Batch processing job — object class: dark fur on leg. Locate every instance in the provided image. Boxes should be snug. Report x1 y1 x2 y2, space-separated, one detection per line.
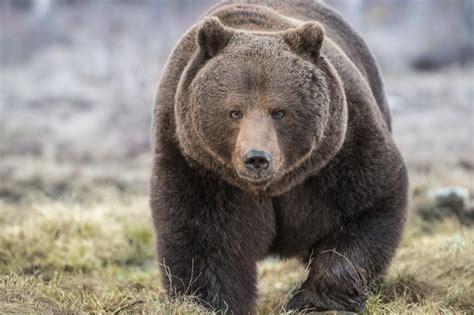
287 197 407 312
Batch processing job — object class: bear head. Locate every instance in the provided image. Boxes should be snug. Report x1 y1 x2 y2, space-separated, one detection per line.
175 17 348 195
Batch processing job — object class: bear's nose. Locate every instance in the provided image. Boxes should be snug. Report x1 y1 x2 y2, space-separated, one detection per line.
243 150 271 171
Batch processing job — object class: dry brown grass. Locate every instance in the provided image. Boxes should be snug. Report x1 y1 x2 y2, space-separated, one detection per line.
1 157 473 314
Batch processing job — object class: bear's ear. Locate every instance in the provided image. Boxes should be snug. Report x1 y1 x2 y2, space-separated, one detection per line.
197 16 233 58
283 22 324 60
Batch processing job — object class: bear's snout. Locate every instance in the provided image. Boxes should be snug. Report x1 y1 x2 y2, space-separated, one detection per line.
233 113 281 184
243 150 272 172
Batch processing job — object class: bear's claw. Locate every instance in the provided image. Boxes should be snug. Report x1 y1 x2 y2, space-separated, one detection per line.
286 288 362 314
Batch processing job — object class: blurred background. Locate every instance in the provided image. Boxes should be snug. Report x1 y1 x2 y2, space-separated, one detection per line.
0 1 473 313
0 0 473 205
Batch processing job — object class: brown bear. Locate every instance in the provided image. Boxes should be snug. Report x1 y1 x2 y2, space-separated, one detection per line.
150 0 408 313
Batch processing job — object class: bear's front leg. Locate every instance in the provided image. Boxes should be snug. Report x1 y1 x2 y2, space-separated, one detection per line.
158 240 258 314
286 200 406 313
151 150 274 314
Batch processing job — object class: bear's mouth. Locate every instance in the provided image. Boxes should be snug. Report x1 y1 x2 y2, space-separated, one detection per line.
237 173 273 186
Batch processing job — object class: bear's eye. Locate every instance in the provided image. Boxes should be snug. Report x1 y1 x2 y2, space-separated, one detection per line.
230 110 243 120
271 110 285 120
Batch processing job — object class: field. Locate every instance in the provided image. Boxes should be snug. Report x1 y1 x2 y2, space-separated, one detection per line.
1 154 473 314
1 1 473 314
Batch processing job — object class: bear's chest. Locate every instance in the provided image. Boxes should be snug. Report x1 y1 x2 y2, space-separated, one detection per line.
268 183 342 257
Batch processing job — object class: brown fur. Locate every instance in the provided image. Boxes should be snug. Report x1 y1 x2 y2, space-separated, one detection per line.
150 1 408 313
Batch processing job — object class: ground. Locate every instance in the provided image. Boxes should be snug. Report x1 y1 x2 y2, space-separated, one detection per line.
0 2 473 314
1 155 473 314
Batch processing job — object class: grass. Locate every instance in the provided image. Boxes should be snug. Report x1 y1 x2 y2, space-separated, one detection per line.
1 163 473 314
1 3 472 313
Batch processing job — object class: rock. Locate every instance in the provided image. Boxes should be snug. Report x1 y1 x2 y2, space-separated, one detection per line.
430 187 469 213
423 187 473 225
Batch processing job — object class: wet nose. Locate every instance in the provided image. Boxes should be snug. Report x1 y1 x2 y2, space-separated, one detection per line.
243 150 271 171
